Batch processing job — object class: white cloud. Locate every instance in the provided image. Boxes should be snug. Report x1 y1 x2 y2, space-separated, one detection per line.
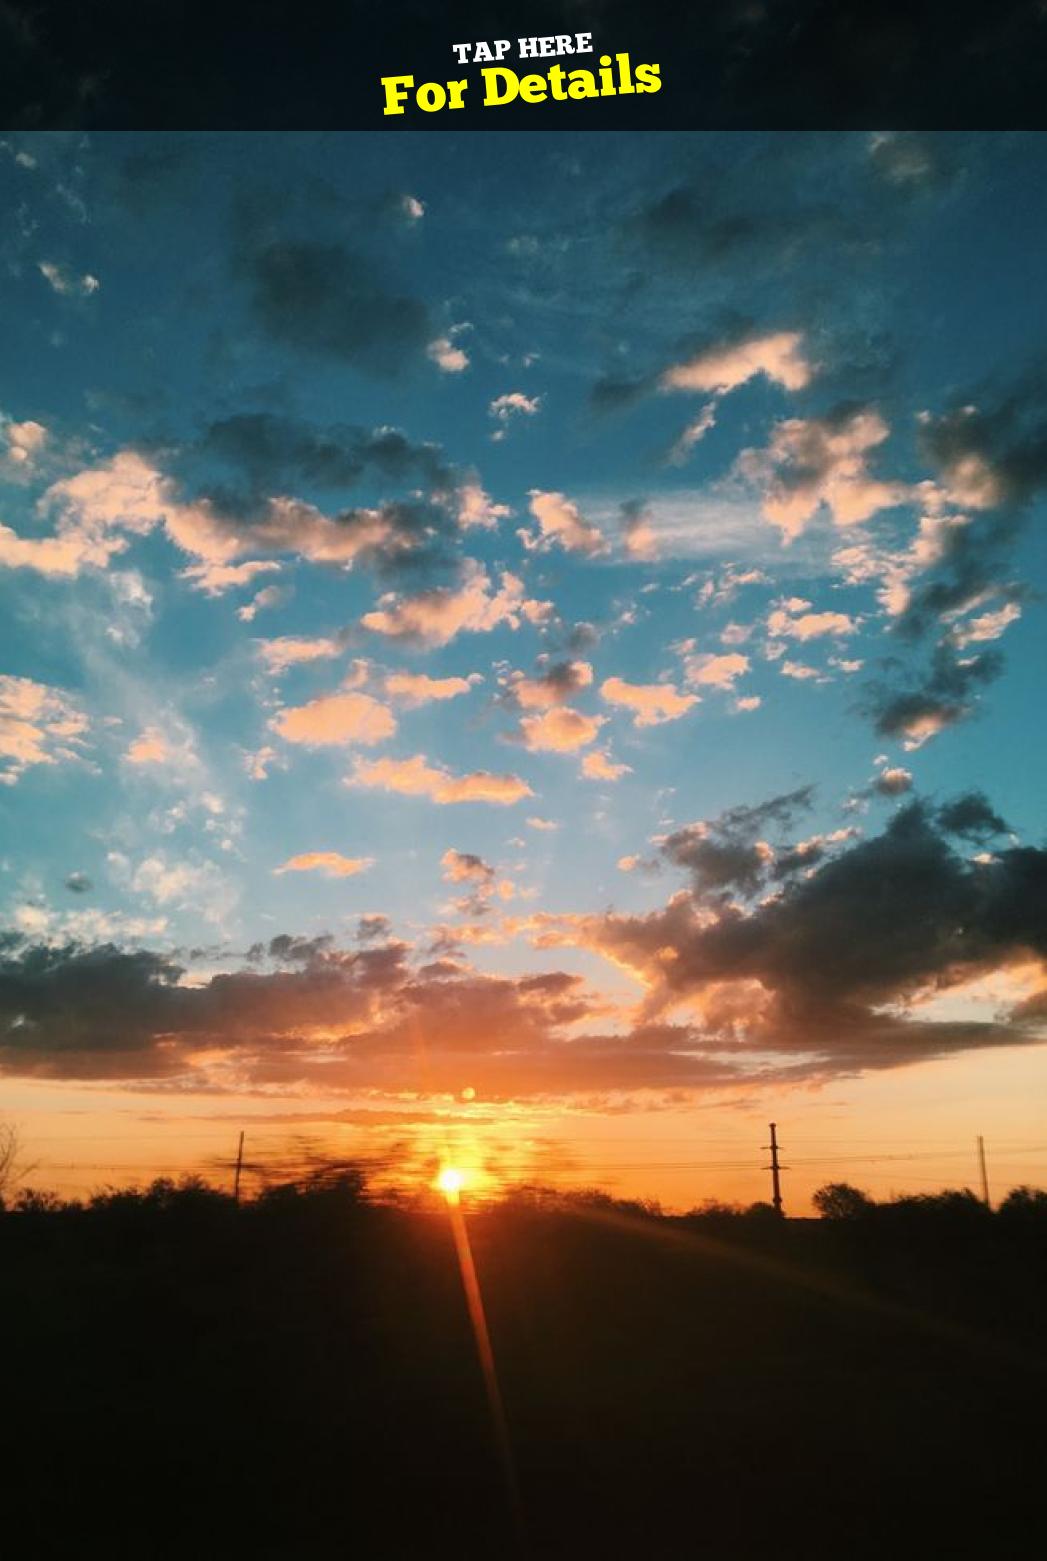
489 392 541 440
39 260 100 298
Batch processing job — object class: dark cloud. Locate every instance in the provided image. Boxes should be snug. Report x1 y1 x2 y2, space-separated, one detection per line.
936 791 1010 842
355 914 392 943
2 795 1044 1095
175 413 458 516
240 239 431 375
620 176 851 277
919 376 1047 510
863 644 1003 746
579 797 1047 1074
0 932 745 1096
661 787 815 899
896 371 1047 640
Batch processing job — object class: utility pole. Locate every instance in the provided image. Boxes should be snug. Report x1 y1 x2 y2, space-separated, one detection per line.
233 1130 245 1204
977 1135 990 1208
764 1122 785 1217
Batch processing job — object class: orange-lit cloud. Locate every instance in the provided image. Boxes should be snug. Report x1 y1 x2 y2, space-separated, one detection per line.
600 676 698 727
349 753 533 805
517 707 606 752
257 635 345 673
274 852 374 878
384 671 483 706
272 691 396 748
506 660 594 709
660 331 812 395
740 408 905 540
581 749 632 781
361 562 547 646
680 652 750 691
0 674 89 785
526 491 607 556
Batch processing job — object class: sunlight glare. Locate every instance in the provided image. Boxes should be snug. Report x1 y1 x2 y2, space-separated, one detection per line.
437 1166 466 1201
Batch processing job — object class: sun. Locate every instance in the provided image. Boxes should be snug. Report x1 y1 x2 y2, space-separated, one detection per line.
436 1166 466 1202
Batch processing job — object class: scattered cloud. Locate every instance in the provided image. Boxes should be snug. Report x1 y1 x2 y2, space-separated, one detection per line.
0 675 89 785
349 753 533 806
275 852 374 878
600 676 699 727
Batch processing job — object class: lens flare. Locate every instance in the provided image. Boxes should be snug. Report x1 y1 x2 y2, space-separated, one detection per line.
436 1165 465 1201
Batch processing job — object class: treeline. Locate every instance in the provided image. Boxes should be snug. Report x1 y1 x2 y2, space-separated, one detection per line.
2 1167 1045 1223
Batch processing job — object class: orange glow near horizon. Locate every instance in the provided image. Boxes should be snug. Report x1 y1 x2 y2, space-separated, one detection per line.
5 1039 1047 1213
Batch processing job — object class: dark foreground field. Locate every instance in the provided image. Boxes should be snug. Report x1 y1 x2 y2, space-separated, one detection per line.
3 1179 1046 1559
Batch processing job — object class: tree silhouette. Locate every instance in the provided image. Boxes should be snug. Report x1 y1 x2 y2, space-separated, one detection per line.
813 1182 875 1220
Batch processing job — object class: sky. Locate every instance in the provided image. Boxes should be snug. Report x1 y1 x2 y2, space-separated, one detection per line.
2 130 1047 1210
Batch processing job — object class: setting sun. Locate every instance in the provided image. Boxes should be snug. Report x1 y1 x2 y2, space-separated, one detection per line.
436 1166 466 1201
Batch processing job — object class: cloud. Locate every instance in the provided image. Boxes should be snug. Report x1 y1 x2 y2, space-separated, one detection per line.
526 491 607 557
257 635 347 674
618 499 659 560
0 674 89 785
456 483 510 531
441 849 496 886
124 726 180 767
274 852 374 878
658 787 813 899
739 405 905 540
239 239 431 375
489 392 541 439
271 689 396 748
936 791 1010 842
383 671 482 706
600 676 698 728
506 660 594 709
516 707 606 753
779 659 824 682
765 599 857 640
561 796 1047 1079
110 851 235 925
667 404 717 467
581 749 631 781
918 386 1047 512
1 417 47 477
361 562 548 647
440 848 515 916
680 652 750 691
237 584 286 622
950 600 1022 648
863 644 1004 749
38 260 99 298
177 412 460 511
349 753 533 806
660 330 812 396
427 336 469 372
872 765 914 797
10 796 1039 1095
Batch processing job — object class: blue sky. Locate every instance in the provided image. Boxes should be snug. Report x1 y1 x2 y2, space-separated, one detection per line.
2 131 1047 1202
